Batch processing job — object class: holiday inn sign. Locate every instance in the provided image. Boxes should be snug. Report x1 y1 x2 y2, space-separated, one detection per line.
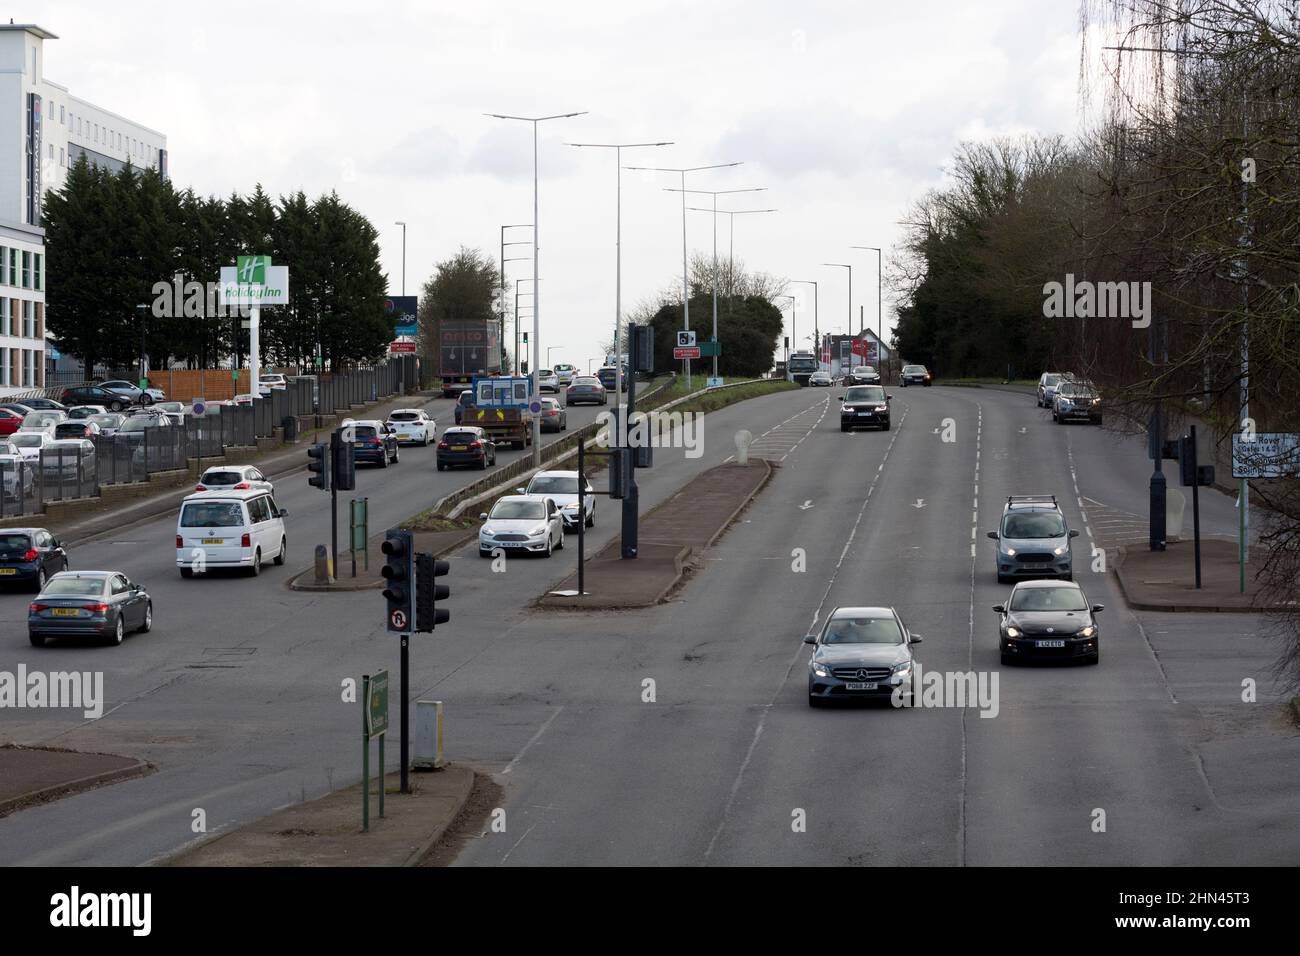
219 255 290 306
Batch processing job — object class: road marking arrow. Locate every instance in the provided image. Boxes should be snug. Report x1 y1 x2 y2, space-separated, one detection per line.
912 499 926 509
799 500 814 510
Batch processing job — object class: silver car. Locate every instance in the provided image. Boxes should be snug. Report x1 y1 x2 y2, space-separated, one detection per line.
478 495 565 558
987 495 1079 583
805 606 923 707
1036 372 1071 408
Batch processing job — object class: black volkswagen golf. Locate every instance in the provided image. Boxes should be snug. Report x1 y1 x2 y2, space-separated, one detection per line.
993 579 1102 665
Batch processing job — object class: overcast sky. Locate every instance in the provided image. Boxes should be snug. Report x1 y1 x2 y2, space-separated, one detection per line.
33 0 1087 373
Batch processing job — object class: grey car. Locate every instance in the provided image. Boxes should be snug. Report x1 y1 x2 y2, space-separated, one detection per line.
28 570 152 647
1036 372 1071 408
804 606 923 707
987 495 1079 583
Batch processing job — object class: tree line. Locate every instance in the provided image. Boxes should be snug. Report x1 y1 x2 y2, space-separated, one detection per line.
42 155 392 378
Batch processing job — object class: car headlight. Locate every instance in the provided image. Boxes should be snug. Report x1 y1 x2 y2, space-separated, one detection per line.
811 660 830 678
891 661 913 676
875 404 888 411
1078 625 1096 638
1003 546 1017 556
528 526 547 536
1005 626 1020 638
1053 546 1068 555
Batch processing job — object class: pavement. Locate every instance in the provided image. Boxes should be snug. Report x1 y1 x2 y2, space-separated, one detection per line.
0 745 151 817
1115 538 1285 612
537 459 772 608
163 766 473 866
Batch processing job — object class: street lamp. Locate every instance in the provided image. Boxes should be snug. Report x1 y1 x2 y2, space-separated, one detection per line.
395 221 407 296
851 246 883 370
624 161 742 388
670 187 767 379
779 295 795 365
547 346 561 367
567 141 672 399
686 207 778 300
823 263 853 368
500 223 532 374
790 280 820 368
487 109 587 465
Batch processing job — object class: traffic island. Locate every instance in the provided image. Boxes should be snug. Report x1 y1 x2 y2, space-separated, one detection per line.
162 765 473 867
0 745 152 818
536 459 772 609
1113 538 1288 612
288 526 478 591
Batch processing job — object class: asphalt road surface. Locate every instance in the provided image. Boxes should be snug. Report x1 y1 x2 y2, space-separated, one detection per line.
0 385 1294 866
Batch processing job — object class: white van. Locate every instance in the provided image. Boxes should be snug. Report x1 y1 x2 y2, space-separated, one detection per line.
176 488 287 578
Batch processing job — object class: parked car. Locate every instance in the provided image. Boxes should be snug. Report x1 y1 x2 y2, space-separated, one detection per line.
0 403 34 418
257 373 288 395
436 426 496 471
478 495 565 558
538 398 567 432
40 439 96 479
8 431 50 464
0 527 69 592
567 376 608 406
343 419 400 467
16 397 66 412
993 580 1102 665
537 369 560 393
900 364 932 387
20 410 67 433
28 570 151 647
196 465 273 494
59 385 131 412
453 388 475 425
804 606 923 707
66 405 109 420
0 408 23 436
385 408 436 446
519 470 594 529
0 443 34 500
98 380 165 404
53 420 100 440
839 385 891 431
231 393 257 406
987 494 1079 584
176 488 288 578
87 413 126 437
153 401 186 416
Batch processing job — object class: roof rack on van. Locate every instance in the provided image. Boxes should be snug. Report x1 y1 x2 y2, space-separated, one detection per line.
1005 494 1057 507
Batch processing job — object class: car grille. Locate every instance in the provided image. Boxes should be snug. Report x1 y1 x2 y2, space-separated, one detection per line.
494 533 529 541
1015 552 1054 563
830 666 892 680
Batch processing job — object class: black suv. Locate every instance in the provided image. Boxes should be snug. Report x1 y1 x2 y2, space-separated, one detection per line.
60 385 130 412
839 385 891 431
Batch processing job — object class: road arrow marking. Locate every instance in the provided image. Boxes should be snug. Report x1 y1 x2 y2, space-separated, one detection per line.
912 498 926 509
1018 427 1027 434
799 500 814 510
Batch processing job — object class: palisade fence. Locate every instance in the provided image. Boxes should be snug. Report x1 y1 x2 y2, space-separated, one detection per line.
0 357 417 518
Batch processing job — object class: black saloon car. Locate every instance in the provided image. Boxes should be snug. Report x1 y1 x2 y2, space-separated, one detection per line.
60 385 131 412
29 570 152 647
993 579 1102 665
437 427 496 470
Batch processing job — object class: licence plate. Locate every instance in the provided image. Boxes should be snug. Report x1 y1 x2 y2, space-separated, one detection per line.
501 541 524 548
845 682 878 691
0 568 15 575
1036 639 1066 648
202 537 224 545
51 608 81 617
450 445 467 451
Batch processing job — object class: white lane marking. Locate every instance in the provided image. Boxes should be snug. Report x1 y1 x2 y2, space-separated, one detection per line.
958 402 983 868
501 705 565 776
703 405 910 863
799 500 814 510
913 498 926 509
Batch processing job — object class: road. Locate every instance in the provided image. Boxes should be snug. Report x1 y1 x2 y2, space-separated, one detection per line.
0 384 1294 865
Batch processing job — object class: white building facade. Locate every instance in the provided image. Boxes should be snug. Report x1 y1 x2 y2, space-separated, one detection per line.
0 23 166 396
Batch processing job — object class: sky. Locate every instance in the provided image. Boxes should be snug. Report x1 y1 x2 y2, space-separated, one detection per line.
30 0 1090 375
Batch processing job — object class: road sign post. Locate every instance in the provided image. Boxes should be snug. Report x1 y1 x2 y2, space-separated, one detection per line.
361 670 389 831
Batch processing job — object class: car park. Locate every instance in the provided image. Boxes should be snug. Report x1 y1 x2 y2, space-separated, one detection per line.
566 376 608 406
28 571 151 647
478 495 565 558
8 431 50 464
0 408 22 436
808 370 833 387
196 465 273 494
804 606 922 707
992 580 1102 665
987 494 1079 583
0 442 34 500
519 470 594 529
453 388 475 425
437 426 496 470
538 397 567 432
1052 381 1102 424
53 420 100 440
343 419 400 467
1036 372 1071 408
839 385 891 431
0 527 69 591
385 408 436 446
900 364 932 387
20 409 66 433
66 405 109 420
537 369 560 393
176 488 288 578
59 385 130 412
99 380 166 404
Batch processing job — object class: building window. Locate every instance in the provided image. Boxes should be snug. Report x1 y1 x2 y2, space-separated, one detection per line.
22 300 30 337
60 104 65 124
77 116 82 135
8 253 15 287
34 302 43 338
0 247 6 286
21 252 31 290
34 254 42 292
59 147 64 166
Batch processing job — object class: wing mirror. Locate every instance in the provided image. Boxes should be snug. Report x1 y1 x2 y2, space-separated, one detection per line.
986 531 999 540
991 604 1005 613
1069 529 1080 538
479 512 488 521
278 509 288 518
909 635 924 644
1091 604 1105 612
838 396 845 402
802 635 816 645
516 488 526 494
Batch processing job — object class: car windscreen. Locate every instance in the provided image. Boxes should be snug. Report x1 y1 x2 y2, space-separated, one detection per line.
201 471 244 485
845 387 885 403
528 476 578 495
821 616 904 644
491 500 546 520
180 501 245 527
904 366 926 374
0 534 32 554
11 434 43 447
1044 374 1061 386
1003 512 1066 539
42 577 107 596
388 412 420 421
1010 587 1088 612
443 431 477 442
89 415 122 428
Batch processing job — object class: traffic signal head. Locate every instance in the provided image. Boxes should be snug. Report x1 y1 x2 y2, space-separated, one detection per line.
415 554 450 633
307 442 330 491
381 529 414 632
332 432 356 492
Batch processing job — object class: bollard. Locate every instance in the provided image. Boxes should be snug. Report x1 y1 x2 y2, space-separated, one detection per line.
735 429 754 465
314 543 334 584
413 700 445 771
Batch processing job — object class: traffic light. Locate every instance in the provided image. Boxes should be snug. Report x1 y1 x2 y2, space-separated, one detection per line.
609 447 630 500
415 554 450 632
307 442 330 491
381 529 414 633
632 323 655 372
332 432 356 492
522 332 528 344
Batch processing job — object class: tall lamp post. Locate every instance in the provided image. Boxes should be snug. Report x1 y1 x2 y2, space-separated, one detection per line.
500 223 532 374
487 110 588 466
823 263 853 370
790 280 819 368
624 162 742 388
395 221 407 296
851 246 883 371
566 141 672 399
780 295 795 366
515 277 538 374
670 187 768 379
686 206 778 302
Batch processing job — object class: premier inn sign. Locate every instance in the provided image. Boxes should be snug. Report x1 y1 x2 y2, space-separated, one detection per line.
219 255 290 306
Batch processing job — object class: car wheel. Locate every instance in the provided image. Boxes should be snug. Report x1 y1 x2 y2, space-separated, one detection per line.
392 448 400 464
883 421 891 431
28 631 45 647
1088 650 1100 665
112 400 126 412
1062 571 1073 581
179 566 193 578
139 602 153 633
808 695 823 708
33 567 47 593
840 424 849 432
274 537 287 565
249 549 262 577
141 394 154 405
479 455 488 470
586 510 594 528
479 548 493 559
1001 652 1013 666
107 615 125 646
379 451 389 468
544 536 553 558
996 573 1010 584
437 462 445 471
556 530 564 550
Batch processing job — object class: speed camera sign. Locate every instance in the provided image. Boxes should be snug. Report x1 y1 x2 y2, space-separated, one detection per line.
677 330 696 348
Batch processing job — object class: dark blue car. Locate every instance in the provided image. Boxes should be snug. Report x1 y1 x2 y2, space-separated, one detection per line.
0 527 69 592
596 365 629 392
